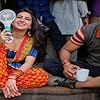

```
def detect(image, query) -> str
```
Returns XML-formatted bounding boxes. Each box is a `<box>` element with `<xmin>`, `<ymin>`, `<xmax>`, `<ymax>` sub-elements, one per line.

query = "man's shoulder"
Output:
<box><xmin>86</xmin><ymin>22</ymin><xmax>100</xmax><ymax>29</ymax></box>
<box><xmin>85</xmin><ymin>22</ymin><xmax>100</xmax><ymax>34</ymax></box>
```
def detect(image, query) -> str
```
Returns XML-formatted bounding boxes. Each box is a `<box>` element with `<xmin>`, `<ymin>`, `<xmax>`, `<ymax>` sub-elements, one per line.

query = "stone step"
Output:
<box><xmin>0</xmin><ymin>86</ymin><xmax>99</xmax><ymax>100</ymax></box>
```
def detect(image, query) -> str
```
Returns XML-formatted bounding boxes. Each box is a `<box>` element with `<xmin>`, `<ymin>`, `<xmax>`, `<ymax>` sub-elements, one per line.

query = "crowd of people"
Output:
<box><xmin>0</xmin><ymin>0</ymin><xmax>100</xmax><ymax>99</ymax></box>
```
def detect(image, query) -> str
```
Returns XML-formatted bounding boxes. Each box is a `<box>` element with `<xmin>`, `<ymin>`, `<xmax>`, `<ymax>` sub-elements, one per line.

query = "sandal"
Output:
<box><xmin>48</xmin><ymin>75</ymin><xmax>77</xmax><ymax>89</ymax></box>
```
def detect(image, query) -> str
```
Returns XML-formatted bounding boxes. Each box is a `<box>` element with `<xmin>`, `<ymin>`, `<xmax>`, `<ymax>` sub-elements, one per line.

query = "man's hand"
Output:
<box><xmin>63</xmin><ymin>63</ymin><xmax>80</xmax><ymax>79</ymax></box>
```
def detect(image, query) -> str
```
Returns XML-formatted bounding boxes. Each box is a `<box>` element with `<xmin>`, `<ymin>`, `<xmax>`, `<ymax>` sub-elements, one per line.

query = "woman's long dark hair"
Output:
<box><xmin>0</xmin><ymin>22</ymin><xmax>4</xmax><ymax>32</ymax></box>
<box><xmin>16</xmin><ymin>8</ymin><xmax>46</xmax><ymax>62</ymax></box>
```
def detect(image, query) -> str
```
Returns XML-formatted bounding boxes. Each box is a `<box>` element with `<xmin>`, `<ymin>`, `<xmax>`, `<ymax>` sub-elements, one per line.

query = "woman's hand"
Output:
<box><xmin>1</xmin><ymin>85</ymin><xmax>20</xmax><ymax>98</ymax></box>
<box><xmin>6</xmin><ymin>78</ymin><xmax>21</xmax><ymax>98</ymax></box>
<box><xmin>0</xmin><ymin>30</ymin><xmax>12</xmax><ymax>43</ymax></box>
<box><xmin>63</xmin><ymin>63</ymin><xmax>80</xmax><ymax>79</ymax></box>
<box><xmin>1</xmin><ymin>87</ymin><xmax>11</xmax><ymax>98</ymax></box>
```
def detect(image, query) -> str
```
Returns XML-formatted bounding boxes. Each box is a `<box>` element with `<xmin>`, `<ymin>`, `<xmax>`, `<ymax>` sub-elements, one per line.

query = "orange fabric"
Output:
<box><xmin>0</xmin><ymin>44</ymin><xmax>48</xmax><ymax>88</ymax></box>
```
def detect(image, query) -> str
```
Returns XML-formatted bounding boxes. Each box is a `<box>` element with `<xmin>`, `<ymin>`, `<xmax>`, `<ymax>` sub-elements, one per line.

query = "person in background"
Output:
<box><xmin>87</xmin><ymin>0</ymin><xmax>100</xmax><ymax>23</ymax></box>
<box><xmin>43</xmin><ymin>22</ymin><xmax>100</xmax><ymax>89</ymax></box>
<box><xmin>0</xmin><ymin>8</ymin><xmax>48</xmax><ymax>98</ymax></box>
<box><xmin>50</xmin><ymin>0</ymin><xmax>89</xmax><ymax>61</ymax></box>
<box><xmin>1</xmin><ymin>0</ymin><xmax>17</xmax><ymax>11</ymax></box>
<box><xmin>16</xmin><ymin>0</ymin><xmax>66</xmax><ymax>59</ymax></box>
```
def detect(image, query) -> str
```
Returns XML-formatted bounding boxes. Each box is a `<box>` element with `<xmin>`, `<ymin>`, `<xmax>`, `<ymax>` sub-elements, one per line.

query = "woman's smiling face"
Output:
<box><xmin>12</xmin><ymin>11</ymin><xmax>32</xmax><ymax>30</ymax></box>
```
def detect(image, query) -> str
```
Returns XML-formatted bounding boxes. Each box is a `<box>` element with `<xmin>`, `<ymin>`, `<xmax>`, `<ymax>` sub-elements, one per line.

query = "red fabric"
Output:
<box><xmin>14</xmin><ymin>34</ymin><xmax>29</xmax><ymax>61</ymax></box>
<box><xmin>96</xmin><ymin>27</ymin><xmax>100</xmax><ymax>38</ymax></box>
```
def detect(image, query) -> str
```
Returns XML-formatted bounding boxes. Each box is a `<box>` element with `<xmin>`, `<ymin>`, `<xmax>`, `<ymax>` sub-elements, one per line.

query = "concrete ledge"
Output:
<box><xmin>0</xmin><ymin>86</ymin><xmax>99</xmax><ymax>100</ymax></box>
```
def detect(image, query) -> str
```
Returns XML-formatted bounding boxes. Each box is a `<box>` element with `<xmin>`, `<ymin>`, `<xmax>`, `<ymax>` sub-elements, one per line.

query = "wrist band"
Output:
<box><xmin>63</xmin><ymin>62</ymin><xmax>70</xmax><ymax>65</ymax></box>
<box><xmin>82</xmin><ymin>13</ymin><xmax>90</xmax><ymax>20</ymax></box>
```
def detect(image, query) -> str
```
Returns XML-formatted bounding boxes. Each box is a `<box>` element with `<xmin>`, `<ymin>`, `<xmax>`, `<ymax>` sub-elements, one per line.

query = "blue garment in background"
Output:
<box><xmin>17</xmin><ymin>0</ymin><xmax>55</xmax><ymax>23</ymax></box>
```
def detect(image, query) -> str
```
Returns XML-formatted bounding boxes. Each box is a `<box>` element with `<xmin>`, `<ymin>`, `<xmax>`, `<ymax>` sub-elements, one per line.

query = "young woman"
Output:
<box><xmin>0</xmin><ymin>8</ymin><xmax>48</xmax><ymax>98</ymax></box>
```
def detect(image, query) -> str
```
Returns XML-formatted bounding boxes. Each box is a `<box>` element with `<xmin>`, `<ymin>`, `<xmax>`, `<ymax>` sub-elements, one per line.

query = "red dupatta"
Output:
<box><xmin>13</xmin><ymin>34</ymin><xmax>33</xmax><ymax>62</ymax></box>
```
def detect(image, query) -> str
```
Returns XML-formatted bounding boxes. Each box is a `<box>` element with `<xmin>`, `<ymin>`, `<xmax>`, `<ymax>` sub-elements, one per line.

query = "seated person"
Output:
<box><xmin>0</xmin><ymin>8</ymin><xmax>48</xmax><ymax>98</ymax></box>
<box><xmin>43</xmin><ymin>22</ymin><xmax>100</xmax><ymax>89</ymax></box>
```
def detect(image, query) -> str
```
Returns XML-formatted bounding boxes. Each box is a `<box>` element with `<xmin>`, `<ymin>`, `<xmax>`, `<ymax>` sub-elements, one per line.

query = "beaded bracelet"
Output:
<box><xmin>8</xmin><ymin>78</ymin><xmax>16</xmax><ymax>80</ymax></box>
<box><xmin>8</xmin><ymin>75</ymin><xmax>16</xmax><ymax>80</ymax></box>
